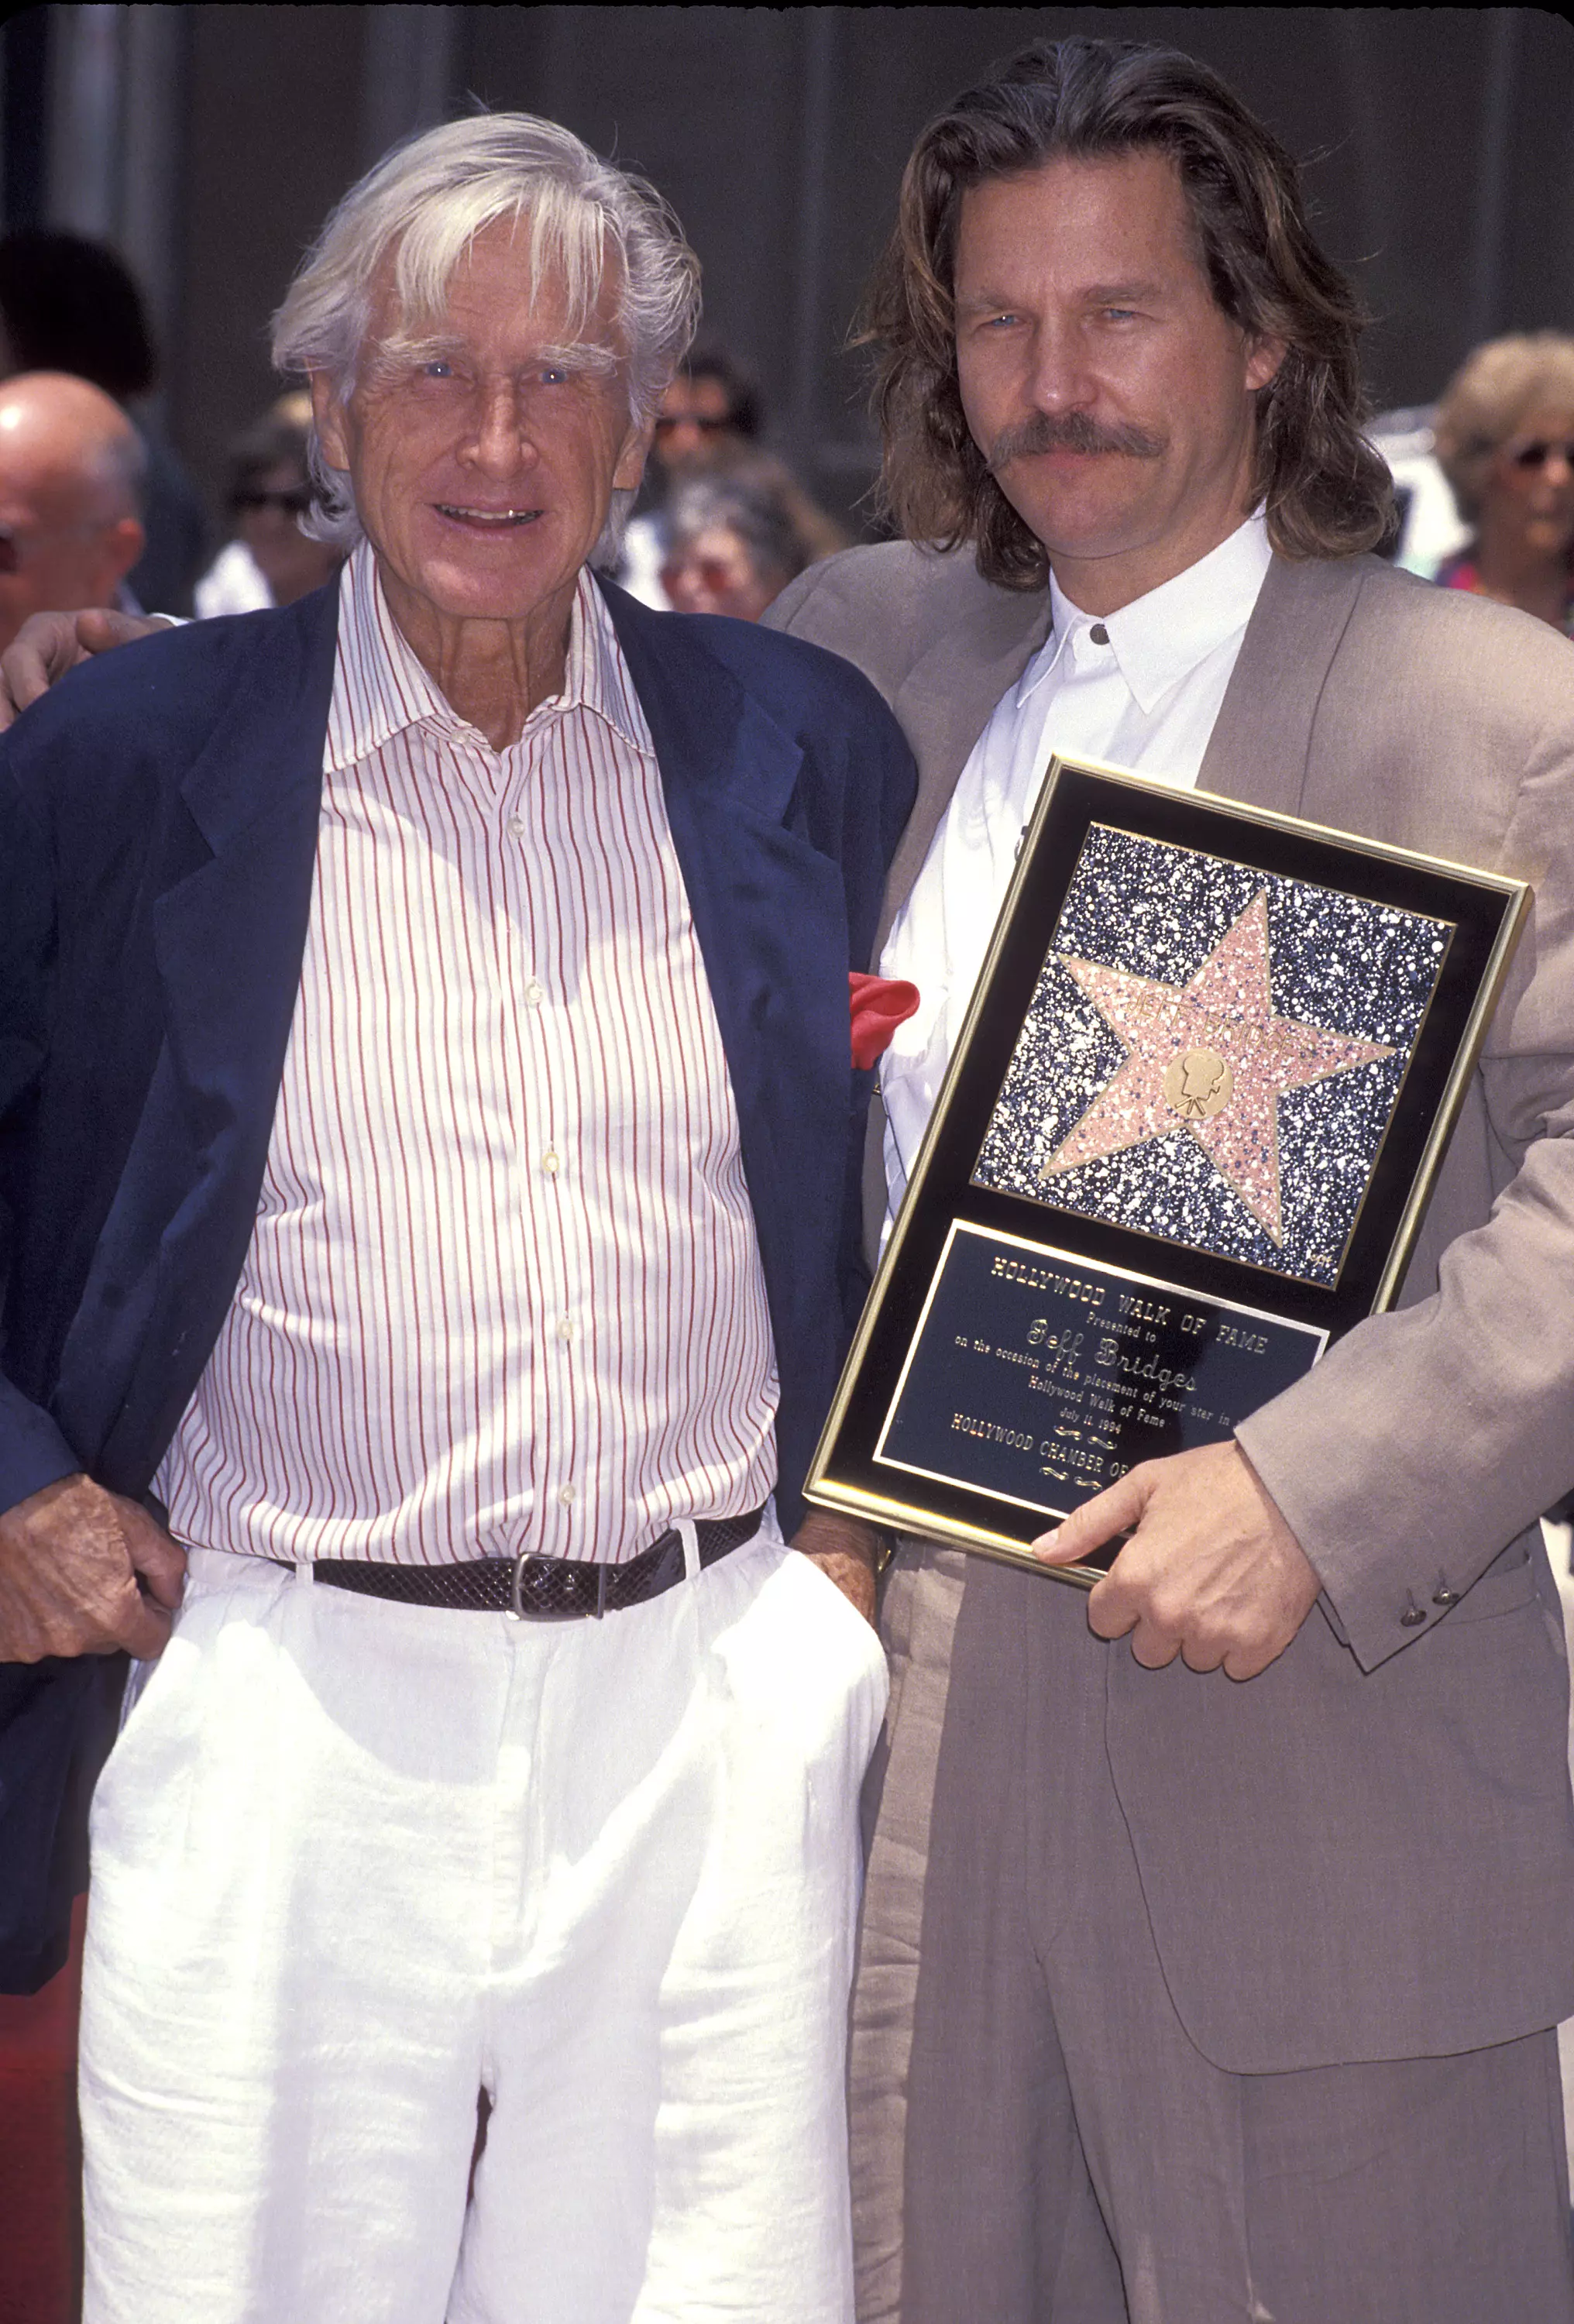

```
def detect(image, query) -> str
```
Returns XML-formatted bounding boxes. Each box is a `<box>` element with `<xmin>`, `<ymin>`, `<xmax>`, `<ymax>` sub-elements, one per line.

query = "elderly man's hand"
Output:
<box><xmin>0</xmin><ymin>608</ymin><xmax>167</xmax><ymax>730</ymax></box>
<box><xmin>792</xmin><ymin>1508</ymin><xmax>882</xmax><ymax>1626</ymax></box>
<box><xmin>1033</xmin><ymin>1439</ymin><xmax>1321</xmax><ymax>1680</ymax></box>
<box><xmin>0</xmin><ymin>1474</ymin><xmax>186</xmax><ymax>1662</ymax></box>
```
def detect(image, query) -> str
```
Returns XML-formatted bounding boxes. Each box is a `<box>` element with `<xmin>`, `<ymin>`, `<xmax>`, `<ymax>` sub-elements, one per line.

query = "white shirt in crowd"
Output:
<box><xmin>156</xmin><ymin>542</ymin><xmax>779</xmax><ymax>1567</ymax></box>
<box><xmin>614</xmin><ymin>509</ymin><xmax>673</xmax><ymax>609</ymax></box>
<box><xmin>878</xmin><ymin>510</ymin><xmax>1273</xmax><ymax>1215</ymax></box>
<box><xmin>193</xmin><ymin>538</ymin><xmax>274</xmax><ymax>619</ymax></box>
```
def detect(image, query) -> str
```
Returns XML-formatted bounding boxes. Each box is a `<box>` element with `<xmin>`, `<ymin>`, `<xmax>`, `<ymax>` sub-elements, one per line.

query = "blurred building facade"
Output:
<box><xmin>2</xmin><ymin>3</ymin><xmax>1572</xmax><ymax>540</ymax></box>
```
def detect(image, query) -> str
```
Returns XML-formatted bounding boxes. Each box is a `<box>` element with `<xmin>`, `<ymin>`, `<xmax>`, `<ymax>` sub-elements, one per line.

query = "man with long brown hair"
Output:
<box><xmin>772</xmin><ymin>35</ymin><xmax>1574</xmax><ymax>2323</ymax></box>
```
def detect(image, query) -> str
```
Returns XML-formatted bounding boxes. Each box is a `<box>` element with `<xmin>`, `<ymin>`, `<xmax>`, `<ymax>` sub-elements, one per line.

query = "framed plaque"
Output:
<box><xmin>805</xmin><ymin>758</ymin><xmax>1529</xmax><ymax>1585</ymax></box>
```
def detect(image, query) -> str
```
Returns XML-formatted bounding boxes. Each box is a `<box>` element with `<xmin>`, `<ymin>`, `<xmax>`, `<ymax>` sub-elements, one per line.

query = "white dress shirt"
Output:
<box><xmin>156</xmin><ymin>544</ymin><xmax>778</xmax><ymax>1566</ymax></box>
<box><xmin>879</xmin><ymin>512</ymin><xmax>1273</xmax><ymax>1213</ymax></box>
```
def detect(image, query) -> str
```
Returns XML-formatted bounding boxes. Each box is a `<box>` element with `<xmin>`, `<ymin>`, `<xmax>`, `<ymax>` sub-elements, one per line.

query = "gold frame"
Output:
<box><xmin>805</xmin><ymin>755</ymin><xmax>1531</xmax><ymax>1587</ymax></box>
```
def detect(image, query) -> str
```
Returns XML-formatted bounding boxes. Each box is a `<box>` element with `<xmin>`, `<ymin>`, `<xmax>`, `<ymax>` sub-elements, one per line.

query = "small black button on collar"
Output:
<box><xmin>1089</xmin><ymin>622</ymin><xmax>1110</xmax><ymax>645</ymax></box>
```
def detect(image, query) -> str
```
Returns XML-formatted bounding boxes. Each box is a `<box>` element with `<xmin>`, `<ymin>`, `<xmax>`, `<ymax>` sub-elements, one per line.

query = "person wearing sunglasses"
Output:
<box><xmin>616</xmin><ymin>343</ymin><xmax>765</xmax><ymax>607</ymax></box>
<box><xmin>650</xmin><ymin>344</ymin><xmax>762</xmax><ymax>481</ymax></box>
<box><xmin>193</xmin><ymin>391</ymin><xmax>343</xmax><ymax>617</ymax></box>
<box><xmin>1433</xmin><ymin>332</ymin><xmax>1574</xmax><ymax>637</ymax></box>
<box><xmin>0</xmin><ymin>370</ymin><xmax>146</xmax><ymax>653</ymax></box>
<box><xmin>660</xmin><ymin>456</ymin><xmax>847</xmax><ymax>622</ymax></box>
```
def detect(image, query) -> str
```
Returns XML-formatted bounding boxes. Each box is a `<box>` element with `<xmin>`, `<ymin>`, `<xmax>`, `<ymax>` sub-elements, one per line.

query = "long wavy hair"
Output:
<box><xmin>864</xmin><ymin>38</ymin><xmax>1394</xmax><ymax>589</ymax></box>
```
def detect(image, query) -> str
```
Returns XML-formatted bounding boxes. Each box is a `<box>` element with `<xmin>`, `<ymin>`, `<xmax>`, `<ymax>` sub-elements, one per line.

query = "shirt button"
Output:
<box><xmin>558</xmin><ymin>1484</ymin><xmax>576</xmax><ymax>1508</ymax></box>
<box><xmin>507</xmin><ymin>815</ymin><xmax>525</xmax><ymax>838</ymax></box>
<box><xmin>1089</xmin><ymin>622</ymin><xmax>1110</xmax><ymax>645</ymax></box>
<box><xmin>556</xmin><ymin>1317</ymin><xmax>573</xmax><ymax>1341</ymax></box>
<box><xmin>524</xmin><ymin>979</ymin><xmax>545</xmax><ymax>1007</ymax></box>
<box><xmin>542</xmin><ymin>1147</ymin><xmax>560</xmax><ymax>1176</ymax></box>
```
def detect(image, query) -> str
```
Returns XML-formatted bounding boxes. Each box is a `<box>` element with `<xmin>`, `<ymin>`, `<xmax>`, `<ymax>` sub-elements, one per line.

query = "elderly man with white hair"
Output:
<box><xmin>0</xmin><ymin>115</ymin><xmax>913</xmax><ymax>2323</ymax></box>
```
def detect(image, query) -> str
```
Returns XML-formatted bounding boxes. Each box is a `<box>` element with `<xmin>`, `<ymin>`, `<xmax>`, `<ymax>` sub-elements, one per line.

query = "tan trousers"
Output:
<box><xmin>853</xmin><ymin>1548</ymin><xmax>1574</xmax><ymax>2324</ymax></box>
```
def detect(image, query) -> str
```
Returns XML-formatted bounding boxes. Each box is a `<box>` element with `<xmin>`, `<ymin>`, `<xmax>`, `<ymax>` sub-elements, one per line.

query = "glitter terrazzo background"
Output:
<box><xmin>971</xmin><ymin>825</ymin><xmax>1450</xmax><ymax>1287</ymax></box>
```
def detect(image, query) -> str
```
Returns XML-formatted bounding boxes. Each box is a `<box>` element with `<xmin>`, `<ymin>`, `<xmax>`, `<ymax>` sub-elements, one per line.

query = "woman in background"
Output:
<box><xmin>194</xmin><ymin>391</ymin><xmax>342</xmax><ymax>616</ymax></box>
<box><xmin>660</xmin><ymin>454</ymin><xmax>847</xmax><ymax>621</ymax></box>
<box><xmin>1432</xmin><ymin>332</ymin><xmax>1574</xmax><ymax>636</ymax></box>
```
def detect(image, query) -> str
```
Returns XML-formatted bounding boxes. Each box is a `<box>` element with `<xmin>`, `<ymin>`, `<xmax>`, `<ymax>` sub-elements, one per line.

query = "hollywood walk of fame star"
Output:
<box><xmin>1040</xmin><ymin>889</ymin><xmax>1393</xmax><ymax>1244</ymax></box>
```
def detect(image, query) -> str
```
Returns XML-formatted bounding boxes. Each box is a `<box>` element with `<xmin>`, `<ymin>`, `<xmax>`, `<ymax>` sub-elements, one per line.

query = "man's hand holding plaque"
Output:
<box><xmin>1032</xmin><ymin>1438</ymin><xmax>1321</xmax><ymax>1679</ymax></box>
<box><xmin>803</xmin><ymin>762</ymin><xmax>1530</xmax><ymax>1584</ymax></box>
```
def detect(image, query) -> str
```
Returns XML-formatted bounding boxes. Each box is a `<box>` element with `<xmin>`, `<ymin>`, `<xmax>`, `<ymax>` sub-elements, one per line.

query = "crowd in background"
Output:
<box><xmin>0</xmin><ymin>228</ymin><xmax>1568</xmax><ymax>662</ymax></box>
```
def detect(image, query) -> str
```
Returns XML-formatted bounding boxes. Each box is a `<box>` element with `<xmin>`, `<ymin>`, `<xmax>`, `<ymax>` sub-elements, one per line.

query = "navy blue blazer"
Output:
<box><xmin>0</xmin><ymin>575</ymin><xmax>916</xmax><ymax>1987</ymax></box>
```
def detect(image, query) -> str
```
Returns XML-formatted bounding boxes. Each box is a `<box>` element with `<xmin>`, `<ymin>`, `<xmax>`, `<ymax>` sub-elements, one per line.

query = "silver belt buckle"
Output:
<box><xmin>508</xmin><ymin>1550</ymin><xmax>610</xmax><ymax>1621</ymax></box>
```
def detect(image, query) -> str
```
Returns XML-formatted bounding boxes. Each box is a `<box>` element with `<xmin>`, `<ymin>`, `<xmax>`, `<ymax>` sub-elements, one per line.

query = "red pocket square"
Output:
<box><xmin>849</xmin><ymin>971</ymin><xmax>920</xmax><ymax>1069</ymax></box>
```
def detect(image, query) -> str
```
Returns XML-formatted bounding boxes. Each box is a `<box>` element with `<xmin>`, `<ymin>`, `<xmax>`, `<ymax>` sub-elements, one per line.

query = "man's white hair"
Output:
<box><xmin>270</xmin><ymin>112</ymin><xmax>701</xmax><ymax>559</ymax></box>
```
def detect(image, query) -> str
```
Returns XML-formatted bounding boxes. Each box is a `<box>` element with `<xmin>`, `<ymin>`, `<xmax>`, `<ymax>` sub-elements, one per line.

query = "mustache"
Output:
<box><xmin>986</xmin><ymin>411</ymin><xmax>1167</xmax><ymax>470</ymax></box>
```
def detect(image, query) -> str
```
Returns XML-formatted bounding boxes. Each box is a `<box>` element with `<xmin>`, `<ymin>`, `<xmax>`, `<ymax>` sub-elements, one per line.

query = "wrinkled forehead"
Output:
<box><xmin>367</xmin><ymin>201</ymin><xmax>627</xmax><ymax>358</ymax></box>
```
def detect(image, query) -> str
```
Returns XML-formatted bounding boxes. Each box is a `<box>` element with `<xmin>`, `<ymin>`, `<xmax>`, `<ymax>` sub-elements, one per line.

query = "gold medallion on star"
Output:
<box><xmin>1041</xmin><ymin>889</ymin><xmax>1393</xmax><ymax>1246</ymax></box>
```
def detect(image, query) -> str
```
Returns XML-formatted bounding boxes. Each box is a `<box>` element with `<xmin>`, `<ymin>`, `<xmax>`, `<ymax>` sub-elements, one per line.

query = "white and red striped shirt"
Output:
<box><xmin>155</xmin><ymin>545</ymin><xmax>779</xmax><ymax>1565</ymax></box>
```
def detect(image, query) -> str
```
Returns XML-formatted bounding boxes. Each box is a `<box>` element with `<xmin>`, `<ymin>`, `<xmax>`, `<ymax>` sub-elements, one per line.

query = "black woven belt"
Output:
<box><xmin>297</xmin><ymin>1508</ymin><xmax>765</xmax><ymax>1619</ymax></box>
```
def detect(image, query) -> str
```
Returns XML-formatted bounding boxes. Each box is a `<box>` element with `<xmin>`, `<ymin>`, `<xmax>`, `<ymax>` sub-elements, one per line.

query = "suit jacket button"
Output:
<box><xmin>1400</xmin><ymin>1601</ymin><xmax>1428</xmax><ymax>1627</ymax></box>
<box><xmin>1432</xmin><ymin>1586</ymin><xmax>1459</xmax><ymax>1608</ymax></box>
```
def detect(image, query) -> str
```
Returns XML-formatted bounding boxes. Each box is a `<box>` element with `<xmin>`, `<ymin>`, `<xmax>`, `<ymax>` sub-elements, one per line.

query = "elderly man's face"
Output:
<box><xmin>314</xmin><ymin>218</ymin><xmax>650</xmax><ymax>640</ymax></box>
<box><xmin>954</xmin><ymin>149</ymin><xmax>1281</xmax><ymax>610</ymax></box>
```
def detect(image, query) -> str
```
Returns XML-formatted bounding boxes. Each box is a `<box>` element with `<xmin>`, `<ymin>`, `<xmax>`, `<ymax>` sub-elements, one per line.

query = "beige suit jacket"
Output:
<box><xmin>768</xmin><ymin>539</ymin><xmax>1574</xmax><ymax>2068</ymax></box>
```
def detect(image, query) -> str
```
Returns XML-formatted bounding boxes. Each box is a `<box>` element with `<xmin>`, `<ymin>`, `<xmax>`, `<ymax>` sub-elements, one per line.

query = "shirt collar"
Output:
<box><xmin>1019</xmin><ymin>511</ymin><xmax>1272</xmax><ymax>719</ymax></box>
<box><xmin>326</xmin><ymin>539</ymin><xmax>650</xmax><ymax>772</ymax></box>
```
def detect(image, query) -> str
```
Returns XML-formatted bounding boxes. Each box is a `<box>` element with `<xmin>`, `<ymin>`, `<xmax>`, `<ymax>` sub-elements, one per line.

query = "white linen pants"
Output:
<box><xmin>79</xmin><ymin>1532</ymin><xmax>889</xmax><ymax>2324</ymax></box>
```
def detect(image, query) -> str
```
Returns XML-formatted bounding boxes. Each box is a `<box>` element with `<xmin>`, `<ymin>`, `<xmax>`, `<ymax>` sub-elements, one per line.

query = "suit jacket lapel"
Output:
<box><xmin>1198</xmin><ymin>552</ymin><xmax>1370</xmax><ymax>814</ymax></box>
<box><xmin>62</xmin><ymin>588</ymin><xmax>341</xmax><ymax>1487</ymax></box>
<box><xmin>601</xmin><ymin>585</ymin><xmax>850</xmax><ymax>1377</ymax></box>
<box><xmin>881</xmin><ymin>586</ymin><xmax>1050</xmax><ymax>945</ymax></box>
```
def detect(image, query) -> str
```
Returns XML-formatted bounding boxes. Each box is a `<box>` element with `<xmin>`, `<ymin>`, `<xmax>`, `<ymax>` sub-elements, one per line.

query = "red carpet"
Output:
<box><xmin>0</xmin><ymin>1893</ymin><xmax>86</xmax><ymax>2324</ymax></box>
